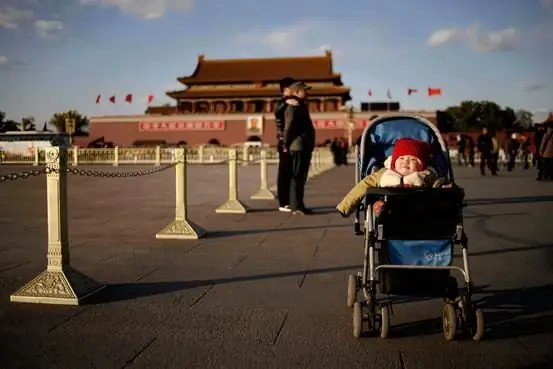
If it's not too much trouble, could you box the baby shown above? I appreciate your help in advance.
[337,138,447,217]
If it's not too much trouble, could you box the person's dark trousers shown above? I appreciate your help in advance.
[469,150,475,166]
[536,155,543,180]
[507,152,516,171]
[341,148,348,166]
[277,147,292,207]
[492,153,499,172]
[480,153,496,175]
[458,152,467,166]
[521,153,529,169]
[289,150,312,211]
[544,158,553,180]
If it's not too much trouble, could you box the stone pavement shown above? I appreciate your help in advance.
[1,164,553,369]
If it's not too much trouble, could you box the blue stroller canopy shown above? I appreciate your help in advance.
[358,114,453,180]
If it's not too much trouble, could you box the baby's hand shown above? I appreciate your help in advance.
[285,98,299,106]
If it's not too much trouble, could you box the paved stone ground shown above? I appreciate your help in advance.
[1,163,553,369]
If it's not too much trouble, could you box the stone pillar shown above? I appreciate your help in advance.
[10,147,104,305]
[156,148,206,239]
[215,149,248,214]
[250,149,275,200]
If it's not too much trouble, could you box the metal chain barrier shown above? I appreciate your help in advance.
[62,162,177,177]
[0,168,47,183]
[0,162,178,183]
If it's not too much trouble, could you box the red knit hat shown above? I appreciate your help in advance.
[391,138,431,171]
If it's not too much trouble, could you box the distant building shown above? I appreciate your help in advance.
[83,51,437,147]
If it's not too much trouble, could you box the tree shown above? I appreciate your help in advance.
[49,110,89,135]
[515,109,533,129]
[0,110,21,132]
[21,116,36,131]
[443,100,527,132]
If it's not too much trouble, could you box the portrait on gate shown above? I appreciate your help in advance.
[246,116,264,136]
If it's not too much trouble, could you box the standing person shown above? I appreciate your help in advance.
[539,123,553,181]
[520,136,531,170]
[330,137,341,166]
[283,81,315,214]
[477,127,496,175]
[467,136,476,167]
[534,124,546,180]
[505,133,520,172]
[456,134,467,166]
[275,77,298,212]
[340,136,349,166]
[491,135,500,173]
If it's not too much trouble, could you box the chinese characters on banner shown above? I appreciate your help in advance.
[312,120,368,129]
[138,121,225,131]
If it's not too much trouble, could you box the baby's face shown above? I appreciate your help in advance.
[394,155,421,176]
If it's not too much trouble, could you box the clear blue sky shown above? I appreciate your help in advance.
[1,0,552,125]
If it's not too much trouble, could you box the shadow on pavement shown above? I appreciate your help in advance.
[207,223,348,238]
[247,206,338,215]
[476,284,553,340]
[466,195,553,206]
[464,243,553,258]
[89,264,362,304]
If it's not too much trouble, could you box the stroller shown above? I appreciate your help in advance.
[346,113,485,341]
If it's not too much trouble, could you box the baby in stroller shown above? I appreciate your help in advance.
[339,113,484,342]
[337,137,449,218]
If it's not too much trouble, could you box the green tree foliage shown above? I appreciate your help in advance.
[49,110,89,135]
[0,110,22,132]
[442,101,533,133]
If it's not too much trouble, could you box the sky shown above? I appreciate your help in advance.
[1,0,552,125]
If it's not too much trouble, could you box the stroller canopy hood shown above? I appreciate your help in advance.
[358,113,453,180]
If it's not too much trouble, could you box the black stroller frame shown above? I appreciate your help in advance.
[346,113,485,341]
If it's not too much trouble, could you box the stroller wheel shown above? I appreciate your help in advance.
[379,305,390,339]
[442,304,457,341]
[469,307,485,341]
[353,302,363,338]
[347,274,358,308]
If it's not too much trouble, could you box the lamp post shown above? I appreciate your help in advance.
[65,118,75,145]
[343,104,355,148]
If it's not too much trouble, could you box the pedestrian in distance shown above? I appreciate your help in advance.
[283,81,316,215]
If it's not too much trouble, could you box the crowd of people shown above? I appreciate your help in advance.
[455,123,553,181]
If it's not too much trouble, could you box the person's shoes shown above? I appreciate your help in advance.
[293,207,314,215]
[278,205,292,212]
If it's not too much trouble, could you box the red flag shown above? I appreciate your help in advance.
[367,89,372,97]
[109,95,115,104]
[147,94,154,104]
[407,88,418,96]
[428,88,442,96]
[95,95,101,104]
[125,93,133,103]
[386,89,392,99]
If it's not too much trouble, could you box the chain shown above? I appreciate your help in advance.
[0,162,178,183]
[63,161,177,178]
[0,168,47,183]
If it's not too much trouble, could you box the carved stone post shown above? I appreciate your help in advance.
[113,146,119,167]
[251,149,275,200]
[215,149,248,214]
[155,146,161,167]
[156,148,206,239]
[72,146,78,166]
[33,147,39,166]
[242,146,248,166]
[10,147,104,305]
